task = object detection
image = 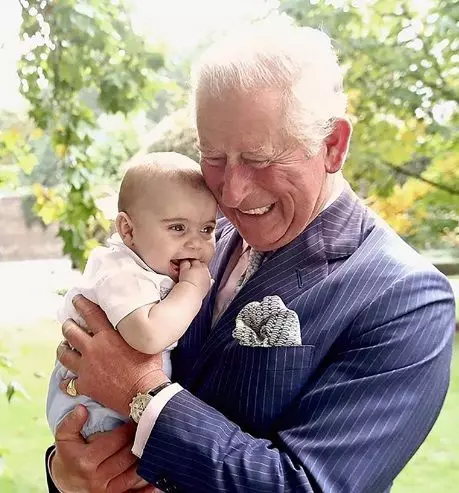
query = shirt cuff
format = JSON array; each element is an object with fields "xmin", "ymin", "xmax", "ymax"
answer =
[
  {"xmin": 47, "ymin": 447, "xmax": 64, "ymax": 493},
  {"xmin": 132, "ymin": 383, "xmax": 183, "ymax": 458}
]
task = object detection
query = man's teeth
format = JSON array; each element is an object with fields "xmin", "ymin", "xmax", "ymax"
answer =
[{"xmin": 240, "ymin": 204, "xmax": 273, "ymax": 215}]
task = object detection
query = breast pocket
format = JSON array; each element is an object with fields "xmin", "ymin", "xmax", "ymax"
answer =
[{"xmin": 211, "ymin": 344, "xmax": 315, "ymax": 434}]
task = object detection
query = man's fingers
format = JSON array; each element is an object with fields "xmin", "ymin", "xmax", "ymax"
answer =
[
  {"xmin": 72, "ymin": 294, "xmax": 113, "ymax": 334},
  {"xmin": 107, "ymin": 464, "xmax": 147, "ymax": 493},
  {"xmin": 61, "ymin": 319, "xmax": 91, "ymax": 353},
  {"xmin": 57, "ymin": 340, "xmax": 82, "ymax": 374},
  {"xmin": 55, "ymin": 404, "xmax": 89, "ymax": 442},
  {"xmin": 99, "ymin": 443, "xmax": 137, "ymax": 479},
  {"xmin": 132, "ymin": 487, "xmax": 158, "ymax": 493},
  {"xmin": 86, "ymin": 422, "xmax": 137, "ymax": 464},
  {"xmin": 57, "ymin": 337, "xmax": 83, "ymax": 373}
]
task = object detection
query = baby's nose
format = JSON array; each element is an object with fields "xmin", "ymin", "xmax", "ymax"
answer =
[{"xmin": 184, "ymin": 236, "xmax": 202, "ymax": 251}]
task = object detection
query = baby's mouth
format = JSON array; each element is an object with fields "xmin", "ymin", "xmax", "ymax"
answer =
[
  {"xmin": 169, "ymin": 260, "xmax": 181, "ymax": 280},
  {"xmin": 169, "ymin": 258, "xmax": 199, "ymax": 280}
]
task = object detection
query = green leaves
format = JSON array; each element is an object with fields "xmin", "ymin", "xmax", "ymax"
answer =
[
  {"xmin": 4, "ymin": 381, "xmax": 30, "ymax": 404},
  {"xmin": 0, "ymin": 354, "xmax": 13, "ymax": 371},
  {"xmin": 18, "ymin": 154, "xmax": 38, "ymax": 174},
  {"xmin": 18, "ymin": 0, "xmax": 165, "ymax": 270},
  {"xmin": 280, "ymin": 0, "xmax": 458, "ymax": 248},
  {"xmin": 0, "ymin": 126, "xmax": 39, "ymax": 187},
  {"xmin": 0, "ymin": 351, "xmax": 29, "ymax": 405}
]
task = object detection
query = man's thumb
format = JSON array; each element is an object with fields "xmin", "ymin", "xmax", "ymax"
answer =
[{"xmin": 55, "ymin": 404, "xmax": 88, "ymax": 441}]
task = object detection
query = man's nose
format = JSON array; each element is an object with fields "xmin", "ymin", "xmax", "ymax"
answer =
[{"xmin": 221, "ymin": 159, "xmax": 252, "ymax": 208}]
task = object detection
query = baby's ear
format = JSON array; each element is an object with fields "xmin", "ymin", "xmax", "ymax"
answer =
[{"xmin": 116, "ymin": 212, "xmax": 135, "ymax": 247}]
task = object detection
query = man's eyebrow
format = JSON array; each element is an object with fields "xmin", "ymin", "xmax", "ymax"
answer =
[
  {"xmin": 242, "ymin": 144, "xmax": 275, "ymax": 154},
  {"xmin": 196, "ymin": 143, "xmax": 220, "ymax": 153},
  {"xmin": 197, "ymin": 143, "xmax": 273, "ymax": 154}
]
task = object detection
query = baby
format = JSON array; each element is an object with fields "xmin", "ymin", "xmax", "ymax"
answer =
[{"xmin": 47, "ymin": 152, "xmax": 217, "ymax": 440}]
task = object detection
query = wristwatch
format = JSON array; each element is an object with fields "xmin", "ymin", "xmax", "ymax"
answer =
[{"xmin": 129, "ymin": 381, "xmax": 172, "ymax": 423}]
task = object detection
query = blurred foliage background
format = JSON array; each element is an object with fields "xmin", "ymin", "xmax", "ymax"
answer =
[
  {"xmin": 0, "ymin": 0, "xmax": 457, "ymax": 270},
  {"xmin": 0, "ymin": 1, "xmax": 458, "ymax": 490}
]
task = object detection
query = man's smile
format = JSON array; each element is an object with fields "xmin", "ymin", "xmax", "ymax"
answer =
[{"xmin": 238, "ymin": 203, "xmax": 275, "ymax": 215}]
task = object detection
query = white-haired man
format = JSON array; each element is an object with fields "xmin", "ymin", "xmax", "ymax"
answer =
[{"xmin": 47, "ymin": 19, "xmax": 455, "ymax": 493}]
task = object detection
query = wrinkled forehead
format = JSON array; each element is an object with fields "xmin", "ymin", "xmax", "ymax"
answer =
[{"xmin": 196, "ymin": 88, "xmax": 288, "ymax": 152}]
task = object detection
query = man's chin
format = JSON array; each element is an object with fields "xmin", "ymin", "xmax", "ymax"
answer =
[
  {"xmin": 223, "ymin": 208, "xmax": 295, "ymax": 250},
  {"xmin": 238, "ymin": 225, "xmax": 290, "ymax": 252}
]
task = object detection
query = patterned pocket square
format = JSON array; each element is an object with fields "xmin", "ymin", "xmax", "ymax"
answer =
[{"xmin": 233, "ymin": 295, "xmax": 302, "ymax": 347}]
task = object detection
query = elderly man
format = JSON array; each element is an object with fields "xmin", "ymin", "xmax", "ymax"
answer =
[{"xmin": 47, "ymin": 20, "xmax": 455, "ymax": 493}]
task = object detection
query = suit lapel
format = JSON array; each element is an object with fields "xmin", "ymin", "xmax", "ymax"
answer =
[
  {"xmin": 181, "ymin": 186, "xmax": 364, "ymax": 390},
  {"xmin": 186, "ymin": 219, "xmax": 329, "ymax": 387}
]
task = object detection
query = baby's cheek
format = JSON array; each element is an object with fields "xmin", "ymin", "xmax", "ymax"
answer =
[{"xmin": 206, "ymin": 246, "xmax": 215, "ymax": 263}]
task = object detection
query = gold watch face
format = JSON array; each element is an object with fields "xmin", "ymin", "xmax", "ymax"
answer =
[{"xmin": 129, "ymin": 394, "xmax": 152, "ymax": 423}]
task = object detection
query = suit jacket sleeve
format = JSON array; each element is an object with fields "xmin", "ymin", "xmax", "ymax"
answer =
[
  {"xmin": 45, "ymin": 446, "xmax": 60, "ymax": 493},
  {"xmin": 138, "ymin": 271, "xmax": 455, "ymax": 492}
]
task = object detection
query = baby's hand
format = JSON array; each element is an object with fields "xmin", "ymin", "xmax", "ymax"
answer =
[{"xmin": 179, "ymin": 259, "xmax": 212, "ymax": 298}]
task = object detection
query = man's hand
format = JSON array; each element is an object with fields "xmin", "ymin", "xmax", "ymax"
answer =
[
  {"xmin": 51, "ymin": 405, "xmax": 155, "ymax": 493},
  {"xmin": 179, "ymin": 259, "xmax": 212, "ymax": 299},
  {"xmin": 57, "ymin": 295, "xmax": 168, "ymax": 415}
]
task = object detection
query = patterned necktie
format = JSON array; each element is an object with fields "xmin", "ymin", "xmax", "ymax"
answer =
[
  {"xmin": 235, "ymin": 248, "xmax": 264, "ymax": 292},
  {"xmin": 212, "ymin": 247, "xmax": 264, "ymax": 325}
]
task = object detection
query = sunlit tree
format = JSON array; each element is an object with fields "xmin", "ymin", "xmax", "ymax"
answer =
[{"xmin": 18, "ymin": 0, "xmax": 166, "ymax": 268}]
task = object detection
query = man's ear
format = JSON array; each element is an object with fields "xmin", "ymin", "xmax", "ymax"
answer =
[
  {"xmin": 115, "ymin": 212, "xmax": 135, "ymax": 247},
  {"xmin": 324, "ymin": 117, "xmax": 352, "ymax": 174}
]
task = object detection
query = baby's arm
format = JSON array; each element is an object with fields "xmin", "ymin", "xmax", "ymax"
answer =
[{"xmin": 117, "ymin": 259, "xmax": 211, "ymax": 354}]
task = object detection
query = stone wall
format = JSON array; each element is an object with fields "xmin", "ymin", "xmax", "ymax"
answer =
[{"xmin": 0, "ymin": 195, "xmax": 63, "ymax": 260}]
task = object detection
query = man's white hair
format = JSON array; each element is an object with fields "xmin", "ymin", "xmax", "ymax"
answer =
[{"xmin": 191, "ymin": 17, "xmax": 347, "ymax": 155}]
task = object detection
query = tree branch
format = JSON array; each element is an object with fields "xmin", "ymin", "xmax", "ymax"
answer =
[{"xmin": 381, "ymin": 160, "xmax": 459, "ymax": 196}]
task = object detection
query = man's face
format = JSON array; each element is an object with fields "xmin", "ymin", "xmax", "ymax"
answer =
[{"xmin": 197, "ymin": 89, "xmax": 348, "ymax": 251}]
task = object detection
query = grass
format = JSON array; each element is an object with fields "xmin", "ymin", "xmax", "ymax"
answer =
[
  {"xmin": 0, "ymin": 321, "xmax": 458, "ymax": 492},
  {"xmin": 392, "ymin": 336, "xmax": 459, "ymax": 493},
  {"xmin": 0, "ymin": 319, "xmax": 60, "ymax": 493}
]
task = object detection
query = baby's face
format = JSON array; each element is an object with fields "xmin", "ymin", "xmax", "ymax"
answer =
[{"xmin": 131, "ymin": 182, "xmax": 217, "ymax": 281}]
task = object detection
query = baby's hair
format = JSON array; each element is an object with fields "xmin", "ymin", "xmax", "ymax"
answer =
[{"xmin": 118, "ymin": 152, "xmax": 208, "ymax": 214}]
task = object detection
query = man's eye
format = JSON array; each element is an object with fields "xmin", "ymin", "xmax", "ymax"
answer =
[
  {"xmin": 244, "ymin": 158, "xmax": 270, "ymax": 168},
  {"xmin": 169, "ymin": 224, "xmax": 185, "ymax": 232},
  {"xmin": 203, "ymin": 156, "xmax": 226, "ymax": 166}
]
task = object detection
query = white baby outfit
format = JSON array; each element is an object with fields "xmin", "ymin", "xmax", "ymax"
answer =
[{"xmin": 46, "ymin": 234, "xmax": 175, "ymax": 438}]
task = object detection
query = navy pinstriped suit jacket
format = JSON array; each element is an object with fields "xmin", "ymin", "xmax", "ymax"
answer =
[{"xmin": 138, "ymin": 186, "xmax": 455, "ymax": 492}]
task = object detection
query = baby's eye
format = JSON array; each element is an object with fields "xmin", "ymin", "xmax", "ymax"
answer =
[
  {"xmin": 201, "ymin": 225, "xmax": 215, "ymax": 234},
  {"xmin": 169, "ymin": 224, "xmax": 185, "ymax": 232}
]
